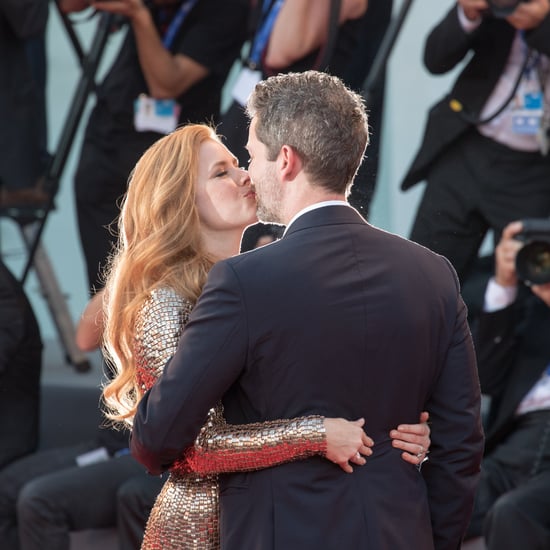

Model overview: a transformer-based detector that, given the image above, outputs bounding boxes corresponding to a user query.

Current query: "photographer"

[58,0,249,294]
[401,0,550,284]
[0,259,42,470]
[0,0,50,209]
[465,220,550,549]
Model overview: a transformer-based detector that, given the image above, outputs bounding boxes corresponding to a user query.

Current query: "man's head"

[245,71,369,197]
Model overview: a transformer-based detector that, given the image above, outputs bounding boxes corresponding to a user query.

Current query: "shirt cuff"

[457,5,483,33]
[483,277,518,312]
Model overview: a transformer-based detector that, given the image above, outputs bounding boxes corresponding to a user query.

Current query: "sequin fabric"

[135,287,326,550]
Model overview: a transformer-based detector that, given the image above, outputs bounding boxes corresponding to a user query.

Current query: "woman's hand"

[324,418,373,473]
[390,411,431,466]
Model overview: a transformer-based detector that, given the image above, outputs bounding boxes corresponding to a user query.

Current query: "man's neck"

[281,192,346,226]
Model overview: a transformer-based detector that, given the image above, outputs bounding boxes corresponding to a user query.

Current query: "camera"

[515,218,550,285]
[488,0,530,18]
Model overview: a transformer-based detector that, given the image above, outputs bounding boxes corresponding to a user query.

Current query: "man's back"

[212,206,483,549]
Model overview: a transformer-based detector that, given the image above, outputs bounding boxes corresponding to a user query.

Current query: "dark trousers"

[0,442,154,550]
[409,130,550,282]
[117,473,166,550]
[466,410,550,550]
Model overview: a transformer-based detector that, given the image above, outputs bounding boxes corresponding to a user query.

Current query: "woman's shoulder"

[146,286,194,313]
[135,286,195,333]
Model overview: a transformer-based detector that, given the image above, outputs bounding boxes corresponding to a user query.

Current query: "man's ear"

[277,144,302,181]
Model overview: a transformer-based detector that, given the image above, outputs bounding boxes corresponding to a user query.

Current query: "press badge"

[232,66,262,107]
[134,94,180,134]
[512,91,543,135]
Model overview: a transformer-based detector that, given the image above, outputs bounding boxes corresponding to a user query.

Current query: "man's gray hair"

[246,70,369,194]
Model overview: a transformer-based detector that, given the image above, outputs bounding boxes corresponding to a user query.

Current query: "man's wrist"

[457,5,483,30]
[129,2,151,24]
[484,277,518,312]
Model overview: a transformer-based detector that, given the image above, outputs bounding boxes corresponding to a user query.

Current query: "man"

[0,0,50,209]
[220,0,367,166]
[464,220,550,549]
[401,0,550,283]
[0,260,42,470]
[221,0,368,247]
[131,71,484,549]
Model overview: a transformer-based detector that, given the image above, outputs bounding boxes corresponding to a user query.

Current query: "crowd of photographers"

[408,1,550,548]
[1,0,550,549]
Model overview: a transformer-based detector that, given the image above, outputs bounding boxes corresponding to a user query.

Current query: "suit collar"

[283,203,366,237]
[283,201,350,236]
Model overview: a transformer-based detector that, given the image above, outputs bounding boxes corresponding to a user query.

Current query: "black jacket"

[401,5,550,191]
[475,294,550,454]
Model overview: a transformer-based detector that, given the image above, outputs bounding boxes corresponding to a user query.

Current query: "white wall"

[369,0,461,234]
[2,0,461,344]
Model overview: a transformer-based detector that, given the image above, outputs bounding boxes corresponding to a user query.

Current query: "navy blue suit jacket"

[132,205,484,550]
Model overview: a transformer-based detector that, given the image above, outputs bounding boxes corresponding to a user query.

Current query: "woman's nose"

[236,167,250,186]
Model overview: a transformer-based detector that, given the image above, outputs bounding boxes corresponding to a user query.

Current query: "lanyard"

[162,0,199,49]
[248,0,284,67]
[520,32,550,98]
[520,31,541,79]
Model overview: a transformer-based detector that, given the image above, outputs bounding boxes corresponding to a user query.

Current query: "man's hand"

[458,0,490,21]
[324,418,373,473]
[390,411,431,466]
[494,221,524,288]
[507,0,550,30]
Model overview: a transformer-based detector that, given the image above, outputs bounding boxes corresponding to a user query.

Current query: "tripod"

[1,7,120,372]
[362,0,415,104]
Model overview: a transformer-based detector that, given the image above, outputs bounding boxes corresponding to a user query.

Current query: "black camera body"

[488,0,530,18]
[515,218,550,285]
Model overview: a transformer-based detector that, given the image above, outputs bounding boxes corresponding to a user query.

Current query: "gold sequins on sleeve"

[172,407,326,477]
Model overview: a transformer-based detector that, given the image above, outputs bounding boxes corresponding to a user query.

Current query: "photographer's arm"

[58,0,89,13]
[265,0,367,70]
[423,2,486,75]
[474,222,523,393]
[91,0,208,99]
[459,0,490,22]
[76,289,104,352]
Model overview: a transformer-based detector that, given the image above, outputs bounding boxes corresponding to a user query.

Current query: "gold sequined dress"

[135,287,326,550]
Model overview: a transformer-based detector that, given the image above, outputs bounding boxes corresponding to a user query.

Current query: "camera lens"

[516,241,550,285]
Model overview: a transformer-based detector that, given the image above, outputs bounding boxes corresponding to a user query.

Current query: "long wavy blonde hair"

[102,124,220,426]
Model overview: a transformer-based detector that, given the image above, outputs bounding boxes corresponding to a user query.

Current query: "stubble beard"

[254,168,283,224]
[256,199,282,225]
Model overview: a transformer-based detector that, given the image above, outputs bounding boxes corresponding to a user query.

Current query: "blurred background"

[1,0,465,374]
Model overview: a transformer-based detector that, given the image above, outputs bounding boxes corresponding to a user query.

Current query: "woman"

[100,124,430,549]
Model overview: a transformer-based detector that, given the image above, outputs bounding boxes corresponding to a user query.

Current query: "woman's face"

[195,139,258,232]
